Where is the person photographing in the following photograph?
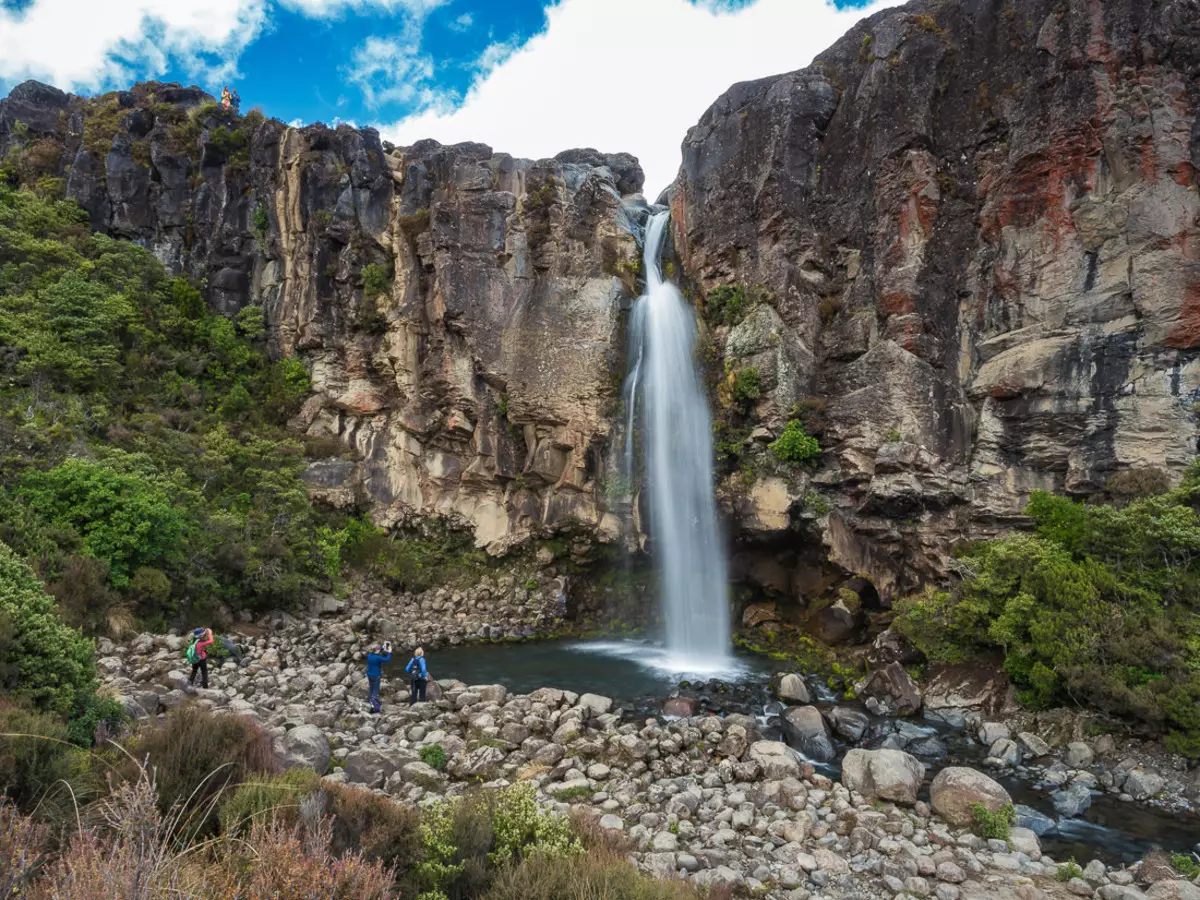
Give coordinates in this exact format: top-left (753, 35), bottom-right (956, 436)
top-left (405, 647), bottom-right (429, 705)
top-left (365, 641), bottom-right (391, 714)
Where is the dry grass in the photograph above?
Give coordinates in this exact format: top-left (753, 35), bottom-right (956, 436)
top-left (484, 846), bottom-right (719, 900)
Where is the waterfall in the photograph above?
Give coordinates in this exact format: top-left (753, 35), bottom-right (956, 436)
top-left (624, 210), bottom-right (732, 671)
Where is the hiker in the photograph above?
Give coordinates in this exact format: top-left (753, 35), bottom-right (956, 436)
top-left (186, 627), bottom-right (214, 689)
top-left (221, 85), bottom-right (232, 109)
top-left (365, 641), bottom-right (392, 714)
top-left (405, 647), bottom-right (428, 705)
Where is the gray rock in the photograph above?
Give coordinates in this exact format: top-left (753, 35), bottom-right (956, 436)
top-left (778, 673), bottom-right (810, 704)
top-left (828, 706), bottom-right (870, 742)
top-left (1065, 741), bottom-right (1095, 768)
top-left (988, 738), bottom-right (1022, 767)
top-left (1052, 781), bottom-right (1093, 818)
top-left (1014, 804), bottom-right (1057, 836)
top-left (1017, 732), bottom-right (1052, 757)
top-left (1146, 882), bottom-right (1200, 900)
top-left (1124, 768), bottom-right (1165, 800)
top-left (281, 724), bottom-right (331, 775)
top-left (781, 706), bottom-right (835, 762)
top-left (748, 741), bottom-right (801, 779)
top-left (840, 748), bottom-right (924, 805)
top-left (929, 767), bottom-right (1012, 827)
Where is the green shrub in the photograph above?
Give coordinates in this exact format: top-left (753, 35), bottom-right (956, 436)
top-left (0, 700), bottom-right (92, 812)
top-left (1172, 852), bottom-right (1200, 880)
top-left (361, 263), bottom-right (391, 298)
top-left (252, 204), bottom-right (269, 240)
top-left (770, 420), bottom-right (821, 464)
top-left (421, 743), bottom-right (448, 771)
top-left (0, 542), bottom-right (96, 716)
top-left (731, 367), bottom-right (760, 405)
top-left (970, 802), bottom-right (1015, 841)
top-left (1056, 859), bottom-right (1084, 882)
top-left (219, 767), bottom-right (320, 835)
top-left (20, 458), bottom-right (184, 588)
top-left (704, 284), bottom-right (750, 325)
top-left (65, 693), bottom-right (124, 748)
top-left (124, 706), bottom-right (279, 836)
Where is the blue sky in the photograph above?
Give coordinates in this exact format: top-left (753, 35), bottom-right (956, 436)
top-left (0, 0), bottom-right (894, 194)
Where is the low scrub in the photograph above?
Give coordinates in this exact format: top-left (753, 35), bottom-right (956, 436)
top-left (894, 471), bottom-right (1200, 754)
top-left (485, 846), bottom-right (715, 900)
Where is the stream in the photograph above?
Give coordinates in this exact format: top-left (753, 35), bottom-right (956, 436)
top-left (387, 638), bottom-right (1200, 867)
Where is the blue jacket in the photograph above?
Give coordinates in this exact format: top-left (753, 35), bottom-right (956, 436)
top-left (405, 656), bottom-right (427, 679)
top-left (365, 650), bottom-right (390, 678)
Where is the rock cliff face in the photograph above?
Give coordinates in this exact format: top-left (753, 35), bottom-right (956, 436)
top-left (0, 81), bottom-right (646, 554)
top-left (675, 0), bottom-right (1200, 601)
top-left (3, 0), bottom-right (1199, 618)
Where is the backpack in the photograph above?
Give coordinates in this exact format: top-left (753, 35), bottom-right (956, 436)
top-left (186, 639), bottom-right (200, 664)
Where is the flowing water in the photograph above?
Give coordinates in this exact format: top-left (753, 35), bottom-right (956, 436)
top-left (621, 210), bottom-right (731, 674)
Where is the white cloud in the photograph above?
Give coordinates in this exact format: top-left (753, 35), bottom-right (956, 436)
top-left (449, 12), bottom-right (474, 32)
top-left (381, 0), bottom-right (904, 197)
top-left (346, 31), bottom-right (437, 108)
top-left (0, 0), bottom-right (267, 90)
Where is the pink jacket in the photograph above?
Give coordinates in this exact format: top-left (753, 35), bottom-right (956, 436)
top-left (194, 635), bottom-right (214, 660)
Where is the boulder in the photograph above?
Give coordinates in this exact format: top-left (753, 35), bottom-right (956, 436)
top-left (1014, 804), bottom-right (1057, 836)
top-left (840, 748), bottom-right (924, 805)
top-left (1147, 883), bottom-right (1200, 900)
top-left (281, 724), bottom-right (331, 775)
top-left (1017, 732), bottom-right (1052, 758)
top-left (805, 598), bottom-right (861, 645)
top-left (1065, 741), bottom-right (1094, 768)
top-left (923, 659), bottom-right (1014, 716)
top-left (450, 745), bottom-right (506, 779)
top-left (576, 693), bottom-right (613, 716)
top-left (343, 747), bottom-right (403, 788)
top-left (1124, 768), bottom-right (1166, 800)
top-left (929, 767), bottom-right (1012, 827)
top-left (857, 662), bottom-right (922, 716)
top-left (828, 706), bottom-right (869, 742)
top-left (777, 673), bottom-right (810, 704)
top-left (748, 741), bottom-right (801, 780)
top-left (780, 706), bottom-right (835, 762)
top-left (663, 697), bottom-right (696, 717)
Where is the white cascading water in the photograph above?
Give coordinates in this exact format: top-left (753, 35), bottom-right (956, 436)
top-left (626, 210), bottom-right (732, 672)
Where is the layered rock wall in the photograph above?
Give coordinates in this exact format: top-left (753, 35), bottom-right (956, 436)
top-left (675, 0), bottom-right (1200, 598)
top-left (0, 82), bottom-right (646, 552)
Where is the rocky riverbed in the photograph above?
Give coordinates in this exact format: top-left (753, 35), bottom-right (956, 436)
top-left (95, 596), bottom-right (1200, 900)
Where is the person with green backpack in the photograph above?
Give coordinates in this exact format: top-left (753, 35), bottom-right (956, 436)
top-left (186, 627), bottom-right (214, 689)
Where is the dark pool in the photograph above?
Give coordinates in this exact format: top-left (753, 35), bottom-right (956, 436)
top-left (384, 638), bottom-right (773, 706)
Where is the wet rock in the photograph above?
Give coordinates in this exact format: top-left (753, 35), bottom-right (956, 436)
top-left (841, 748), bottom-right (924, 805)
top-left (777, 673), bottom-right (810, 704)
top-left (781, 706), bottom-right (836, 762)
top-left (1014, 804), bottom-right (1057, 836)
top-left (662, 697), bottom-right (696, 717)
top-left (806, 597), bottom-right (862, 645)
top-left (929, 767), bottom-right (1012, 827)
top-left (828, 706), bottom-right (869, 742)
top-left (1052, 782), bottom-right (1093, 818)
top-left (857, 662), bottom-right (922, 716)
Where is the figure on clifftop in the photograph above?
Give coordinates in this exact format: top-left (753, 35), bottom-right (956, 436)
top-left (220, 86), bottom-right (241, 110)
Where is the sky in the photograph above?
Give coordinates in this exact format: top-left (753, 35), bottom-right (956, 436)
top-left (0, 0), bottom-right (902, 195)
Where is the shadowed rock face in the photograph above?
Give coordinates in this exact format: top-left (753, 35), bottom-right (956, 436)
top-left (675, 0), bottom-right (1200, 597)
top-left (0, 80), bottom-right (647, 552)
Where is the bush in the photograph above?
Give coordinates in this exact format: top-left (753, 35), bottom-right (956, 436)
top-left (704, 284), bottom-right (750, 326)
top-left (123, 706), bottom-right (279, 836)
top-left (0, 701), bottom-right (89, 812)
top-left (1172, 852), bottom-right (1200, 879)
top-left (20, 458), bottom-right (184, 588)
top-left (731, 367), bottom-right (760, 405)
top-left (970, 802), bottom-right (1015, 841)
top-left (1056, 859), bottom-right (1084, 882)
top-left (218, 767), bottom-right (320, 836)
top-left (0, 799), bottom-right (49, 896)
top-left (421, 743), bottom-right (448, 771)
top-left (770, 420), bottom-right (821, 465)
top-left (895, 478), bottom-right (1200, 750)
top-left (361, 263), bottom-right (390, 298)
top-left (324, 780), bottom-right (423, 871)
top-left (0, 541), bottom-right (96, 716)
top-left (484, 846), bottom-right (710, 900)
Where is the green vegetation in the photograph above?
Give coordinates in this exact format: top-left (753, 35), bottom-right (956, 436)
top-left (361, 262), bottom-right (391, 298)
top-left (0, 541), bottom-right (96, 717)
top-left (252, 204), bottom-right (269, 240)
top-left (894, 472), bottom-right (1200, 754)
top-left (1172, 852), bottom-right (1200, 880)
top-left (970, 802), bottom-right (1015, 841)
top-left (1056, 859), bottom-right (1084, 882)
top-left (704, 284), bottom-right (751, 326)
top-left (731, 367), bottom-right (761, 405)
top-left (421, 743), bottom-right (448, 771)
top-left (0, 184), bottom-right (339, 629)
top-left (770, 420), bottom-right (822, 465)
